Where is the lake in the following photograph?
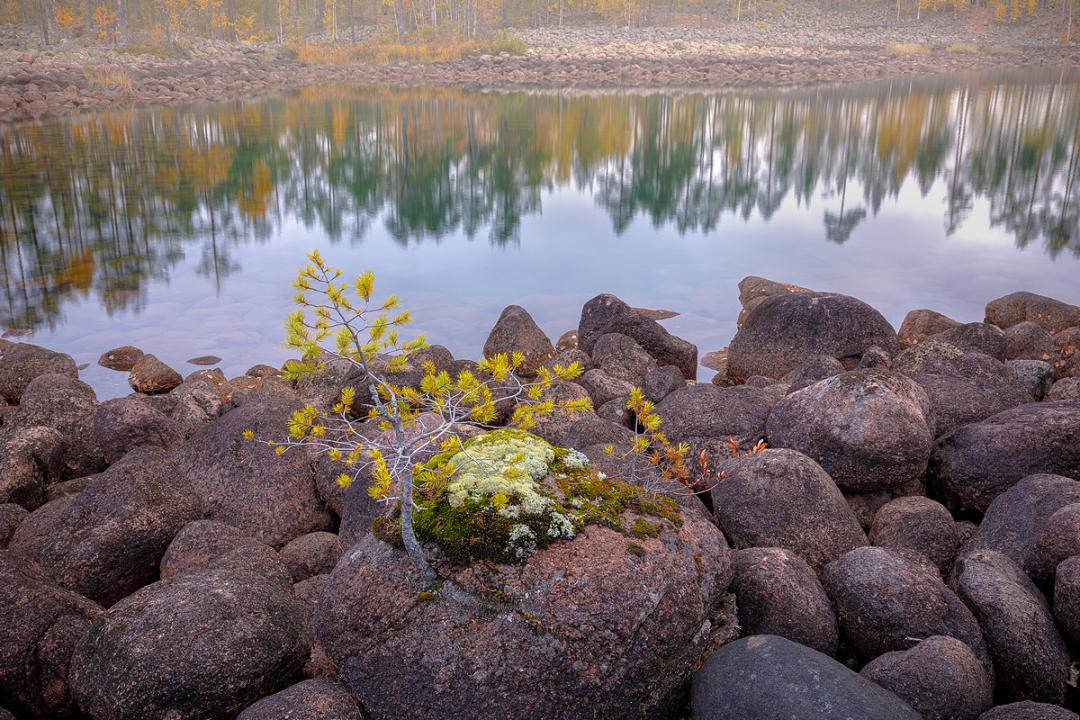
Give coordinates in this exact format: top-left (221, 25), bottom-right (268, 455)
top-left (1, 72), bottom-right (1078, 399)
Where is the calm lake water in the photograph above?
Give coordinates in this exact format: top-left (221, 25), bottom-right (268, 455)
top-left (1, 73), bottom-right (1078, 399)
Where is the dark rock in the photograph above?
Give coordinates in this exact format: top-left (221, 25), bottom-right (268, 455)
top-left (578, 293), bottom-right (697, 379)
top-left (691, 634), bottom-right (921, 720)
top-left (482, 305), bottom-right (554, 377)
top-left (46, 477), bottom-right (90, 502)
top-left (1053, 555), bottom-right (1080, 644)
top-left (246, 364), bottom-right (282, 378)
top-left (930, 403), bottom-right (1080, 512)
top-left (1047, 376), bottom-right (1080, 401)
top-left (236, 678), bottom-right (363, 720)
top-left (97, 345), bottom-right (143, 372)
top-left (898, 309), bottom-right (960, 349)
top-left (576, 368), bottom-right (633, 407)
top-left (160, 519), bottom-right (285, 585)
top-left (128, 354), bottom-right (183, 394)
top-left (738, 276), bottom-right (810, 307)
top-left (950, 550), bottom-right (1069, 704)
top-left (930, 322), bottom-right (1007, 362)
top-left (870, 496), bottom-right (958, 574)
top-left (857, 345), bottom-right (892, 370)
top-left (317, 503), bottom-right (732, 720)
top-left (596, 397), bottom-right (633, 426)
top-left (555, 330), bottom-right (578, 351)
top-left (7, 448), bottom-right (202, 606)
top-left (654, 384), bottom-right (772, 442)
top-left (0, 343), bottom-right (78, 404)
top-left (822, 547), bottom-right (991, 674)
top-left (526, 382), bottom-right (595, 446)
top-left (590, 332), bottom-right (657, 382)
top-left (860, 636), bottom-right (993, 720)
top-left (543, 348), bottom-right (592, 374)
top-left (731, 547), bottom-right (838, 655)
top-left (70, 564), bottom-right (311, 720)
top-left (0, 426), bottom-right (64, 510)
top-left (93, 397), bottom-right (180, 463)
top-left (641, 365), bottom-right (684, 403)
top-left (7, 374), bottom-right (104, 478)
top-left (560, 413), bottom-right (635, 451)
top-left (174, 392), bottom-right (334, 548)
top-left (0, 554), bottom-right (102, 719)
top-left (893, 341), bottom-right (1030, 437)
top-left (978, 702), bottom-right (1079, 720)
top-left (294, 573), bottom-right (329, 606)
top-left (766, 370), bottom-right (933, 492)
top-left (187, 355), bottom-right (222, 366)
top-left (280, 531), bottom-right (344, 583)
top-left (780, 355), bottom-right (845, 393)
top-left (168, 378), bottom-right (228, 431)
top-left (1024, 503), bottom-right (1080, 587)
top-left (0, 503), bottom-right (27, 548)
top-left (727, 292), bottom-right (899, 382)
top-left (1007, 359), bottom-right (1054, 400)
top-left (1004, 321), bottom-right (1058, 361)
top-left (700, 348), bottom-right (728, 371)
top-left (985, 291), bottom-right (1080, 333)
top-left (711, 449), bottom-right (867, 572)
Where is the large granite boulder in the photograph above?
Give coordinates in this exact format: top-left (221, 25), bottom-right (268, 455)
top-left (898, 309), bottom-right (960, 349)
top-left (236, 678), bottom-right (363, 720)
top-left (869, 496), bottom-right (958, 575)
top-left (930, 323), bottom-right (1007, 362)
top-left (978, 703), bottom-right (1079, 720)
top-left (653, 384), bottom-right (772, 441)
top-left (7, 373), bottom-right (105, 478)
top-left (93, 397), bottom-right (180, 464)
top-left (985, 291), bottom-right (1080, 333)
top-left (578, 293), bottom-right (697, 379)
top-left (0, 426), bottom-right (64, 510)
top-left (482, 305), bottom-right (554, 377)
top-left (0, 343), bottom-right (78, 404)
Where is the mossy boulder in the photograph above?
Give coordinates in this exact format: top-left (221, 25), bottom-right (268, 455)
top-left (316, 429), bottom-right (735, 720)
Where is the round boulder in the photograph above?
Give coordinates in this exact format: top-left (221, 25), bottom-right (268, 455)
top-left (576, 368), bottom-right (633, 407)
top-left (1053, 554), bottom-right (1080, 645)
top-left (978, 703), bottom-right (1079, 720)
top-left (1024, 503), bottom-right (1080, 588)
top-left (0, 343), bottom-right (78, 404)
top-left (8, 373), bottom-right (104, 479)
top-left (654, 384), bottom-right (772, 442)
top-left (0, 426), bottom-right (65, 510)
top-left (898, 309), bottom-right (960, 349)
top-left (482, 305), bottom-right (554, 377)
top-left (985, 291), bottom-right (1080, 333)
top-left (1047, 377), bottom-right (1080, 401)
top-left (780, 355), bottom-right (845, 394)
top-left (578, 293), bottom-right (697, 380)
top-left (930, 322), bottom-right (1007, 362)
top-left (590, 332), bottom-right (657, 383)
top-left (93, 397), bottom-right (180, 464)
top-left (128, 354), bottom-right (182, 394)
top-left (236, 678), bottom-right (363, 720)
top-left (765, 370), bottom-right (933, 493)
top-left (160, 519), bottom-right (285, 583)
top-left (641, 364), bottom-right (684, 403)
top-left (97, 346), bottom-right (144, 372)
top-left (0, 503), bottom-right (27, 548)
top-left (1007, 359), bottom-right (1054, 400)
top-left (280, 531), bottom-right (344, 583)
top-left (869, 496), bottom-right (958, 575)
top-left (1004, 322), bottom-right (1058, 361)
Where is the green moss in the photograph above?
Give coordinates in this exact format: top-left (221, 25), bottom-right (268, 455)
top-left (629, 518), bottom-right (659, 538)
top-left (371, 514), bottom-right (404, 548)
top-left (627, 542), bottom-right (647, 558)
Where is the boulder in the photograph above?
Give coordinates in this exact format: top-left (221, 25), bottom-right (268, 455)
top-left (730, 547), bottom-right (838, 655)
top-left (575, 368), bottom-right (633, 408)
top-left (869, 496), bottom-right (958, 575)
top-left (482, 305), bottom-right (554, 377)
top-left (1004, 322), bottom-right (1058, 361)
top-left (1007, 360), bottom-right (1054, 400)
top-left (0, 554), bottom-right (102, 719)
top-left (893, 341), bottom-right (1030, 437)
top-left (280, 531), bottom-right (344, 583)
top-left (0, 343), bottom-right (78, 404)
top-left (0, 426), bottom-right (64, 510)
top-left (70, 564), bottom-right (311, 720)
top-left (711, 449), bottom-right (867, 572)
top-left (765, 370), bottom-right (933, 493)
top-left (978, 703), bottom-right (1079, 720)
top-left (727, 292), bottom-right (899, 383)
top-left (859, 636), bottom-right (993, 720)
top-left (97, 346), bottom-right (143, 372)
top-left (930, 323), bottom-right (1007, 362)
top-left (173, 391), bottom-right (334, 548)
top-left (520, 381), bottom-right (593, 447)
top-left (1053, 555), bottom-right (1080, 644)
top-left (555, 330), bottom-right (578, 351)
top-left (578, 293), bottom-right (697, 379)
top-left (590, 332), bottom-right (656, 382)
top-left (7, 374), bottom-right (104, 478)
top-left (898, 309), bottom-right (960, 349)
top-left (1024, 503), bottom-right (1080, 588)
top-left (654, 384), bottom-right (772, 442)
top-left (857, 345), bottom-right (893, 370)
top-left (930, 403), bottom-right (1080, 512)
top-left (128, 354), bottom-right (182, 394)
top-left (236, 678), bottom-right (363, 720)
top-left (780, 355), bottom-right (845, 393)
top-left (641, 365), bottom-right (685, 403)
top-left (822, 547), bottom-right (990, 674)
top-left (1047, 376), bottom-right (1080, 401)
top-left (7, 448), bottom-right (202, 607)
top-left (168, 379), bottom-right (228, 432)
top-left (596, 397), bottom-right (634, 426)
top-left (93, 397), bottom-right (180, 464)
top-left (160, 519), bottom-right (285, 584)
top-left (950, 550), bottom-right (1070, 704)
top-left (737, 276), bottom-right (810, 307)
top-left (0, 503), bottom-right (27, 548)
top-left (985, 291), bottom-right (1080, 333)
top-left (316, 500), bottom-right (733, 720)
top-left (691, 634), bottom-right (921, 720)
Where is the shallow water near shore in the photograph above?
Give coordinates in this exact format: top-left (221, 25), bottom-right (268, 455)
top-left (1, 71), bottom-right (1078, 399)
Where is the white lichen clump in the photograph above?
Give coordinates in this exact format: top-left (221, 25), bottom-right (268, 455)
top-left (444, 431), bottom-right (556, 509)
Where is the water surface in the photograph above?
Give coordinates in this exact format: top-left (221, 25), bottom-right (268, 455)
top-left (1, 73), bottom-right (1078, 398)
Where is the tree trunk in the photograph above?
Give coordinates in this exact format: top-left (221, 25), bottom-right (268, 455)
top-left (38, 0), bottom-right (53, 44)
top-left (348, 0), bottom-right (354, 41)
top-left (393, 0), bottom-right (405, 41)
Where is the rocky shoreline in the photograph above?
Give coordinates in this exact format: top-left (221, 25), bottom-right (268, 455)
top-left (0, 278), bottom-right (1079, 719)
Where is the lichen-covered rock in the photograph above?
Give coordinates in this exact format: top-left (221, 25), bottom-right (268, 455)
top-left (280, 532), bottom-right (344, 583)
top-left (70, 564), bottom-right (311, 720)
top-left (691, 635), bottom-right (921, 720)
top-left (7, 448), bottom-right (203, 607)
top-left (950, 550), bottom-right (1070, 704)
top-left (0, 554), bottom-right (102, 719)
top-left (1004, 321), bottom-right (1058, 361)
top-left (978, 702), bottom-right (1080, 720)
top-left (0, 503), bottom-right (27, 548)
top-left (578, 293), bottom-right (697, 380)
top-left (898, 309), bottom-right (960, 349)
top-left (482, 305), bottom-right (554, 377)
top-left (985, 291), bottom-right (1080, 333)
top-left (128, 353), bottom-right (183, 394)
top-left (930, 322), bottom-right (1007, 362)
top-left (236, 679), bottom-right (363, 720)
top-left (93, 397), bottom-right (180, 464)
top-left (97, 346), bottom-right (144, 372)
top-left (727, 292), bottom-right (899, 383)
top-left (930, 403), bottom-right (1080, 512)
top-left (859, 636), bottom-right (993, 720)
top-left (316, 431), bottom-right (732, 720)
top-left (780, 355), bottom-right (846, 393)
top-left (590, 332), bottom-right (657, 382)
top-left (731, 547), bottom-right (838, 655)
top-left (641, 365), bottom-right (684, 403)
top-left (822, 547), bottom-right (991, 675)
top-left (654, 384), bottom-right (772, 442)
top-left (0, 426), bottom-right (64, 510)
top-left (869, 496), bottom-right (958, 575)
top-left (0, 343), bottom-right (78, 404)
top-left (765, 370), bottom-right (933, 493)
top-left (7, 373), bottom-right (104, 479)
top-left (1053, 555), bottom-right (1080, 644)
top-left (174, 391), bottom-right (334, 548)
top-left (1007, 359), bottom-right (1054, 400)
top-left (893, 340), bottom-right (1030, 437)
top-left (711, 449), bottom-right (866, 572)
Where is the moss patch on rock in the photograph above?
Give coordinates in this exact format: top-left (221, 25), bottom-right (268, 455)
top-left (406, 429), bottom-right (683, 565)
